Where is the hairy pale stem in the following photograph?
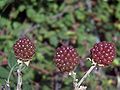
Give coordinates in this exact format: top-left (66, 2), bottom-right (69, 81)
top-left (69, 71), bottom-right (78, 90)
top-left (70, 71), bottom-right (87, 90)
top-left (78, 64), bottom-right (96, 87)
top-left (70, 63), bottom-right (96, 90)
top-left (16, 64), bottom-right (23, 90)
top-left (6, 63), bottom-right (18, 89)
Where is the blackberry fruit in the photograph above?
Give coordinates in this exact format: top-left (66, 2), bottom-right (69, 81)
top-left (13, 36), bottom-right (35, 62)
top-left (90, 41), bottom-right (116, 66)
top-left (54, 44), bottom-right (79, 72)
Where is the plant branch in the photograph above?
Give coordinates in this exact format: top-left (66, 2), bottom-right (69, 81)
top-left (70, 71), bottom-right (87, 90)
top-left (51, 2), bottom-right (82, 19)
top-left (77, 63), bottom-right (96, 87)
top-left (29, 64), bottom-right (50, 75)
top-left (20, 24), bottom-right (40, 37)
top-left (69, 71), bottom-right (78, 90)
top-left (6, 63), bottom-right (18, 88)
top-left (16, 63), bottom-right (23, 90)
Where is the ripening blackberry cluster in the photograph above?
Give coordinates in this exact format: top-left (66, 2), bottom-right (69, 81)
top-left (54, 45), bottom-right (79, 72)
top-left (90, 41), bottom-right (116, 66)
top-left (13, 35), bottom-right (116, 72)
top-left (13, 36), bottom-right (35, 62)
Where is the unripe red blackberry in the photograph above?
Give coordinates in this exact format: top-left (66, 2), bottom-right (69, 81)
top-left (13, 36), bottom-right (35, 62)
top-left (54, 44), bottom-right (79, 72)
top-left (90, 41), bottom-right (116, 66)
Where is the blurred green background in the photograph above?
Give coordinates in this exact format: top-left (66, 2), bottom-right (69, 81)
top-left (0, 0), bottom-right (120, 90)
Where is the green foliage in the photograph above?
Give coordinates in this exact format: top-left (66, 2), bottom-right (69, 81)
top-left (0, 0), bottom-right (120, 90)
top-left (8, 50), bottom-right (17, 68)
top-left (0, 67), bottom-right (9, 79)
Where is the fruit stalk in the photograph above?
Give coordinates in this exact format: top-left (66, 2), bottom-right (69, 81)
top-left (69, 71), bottom-right (78, 90)
top-left (77, 63), bottom-right (96, 87)
top-left (6, 63), bottom-right (18, 89)
top-left (70, 71), bottom-right (87, 90)
top-left (16, 63), bottom-right (23, 90)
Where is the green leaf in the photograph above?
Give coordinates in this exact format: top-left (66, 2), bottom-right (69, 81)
top-left (0, 67), bottom-right (9, 79)
top-left (116, 2), bottom-right (120, 20)
top-left (75, 10), bottom-right (85, 21)
top-left (57, 30), bottom-right (69, 39)
top-left (42, 85), bottom-right (51, 90)
top-left (49, 35), bottom-right (58, 47)
top-left (44, 31), bottom-right (55, 38)
top-left (8, 50), bottom-right (17, 68)
top-left (0, 0), bottom-right (7, 9)
top-left (23, 82), bottom-right (33, 90)
top-left (9, 10), bottom-right (19, 19)
top-left (23, 68), bottom-right (34, 81)
top-left (0, 17), bottom-right (12, 30)
top-left (36, 53), bottom-right (45, 61)
top-left (26, 8), bottom-right (46, 23)
top-left (113, 58), bottom-right (120, 65)
top-left (0, 78), bottom-right (5, 86)
top-left (64, 77), bottom-right (72, 85)
top-left (26, 8), bottom-right (36, 18)
top-left (12, 21), bottom-right (21, 29)
top-left (63, 13), bottom-right (75, 27)
top-left (19, 5), bottom-right (26, 12)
